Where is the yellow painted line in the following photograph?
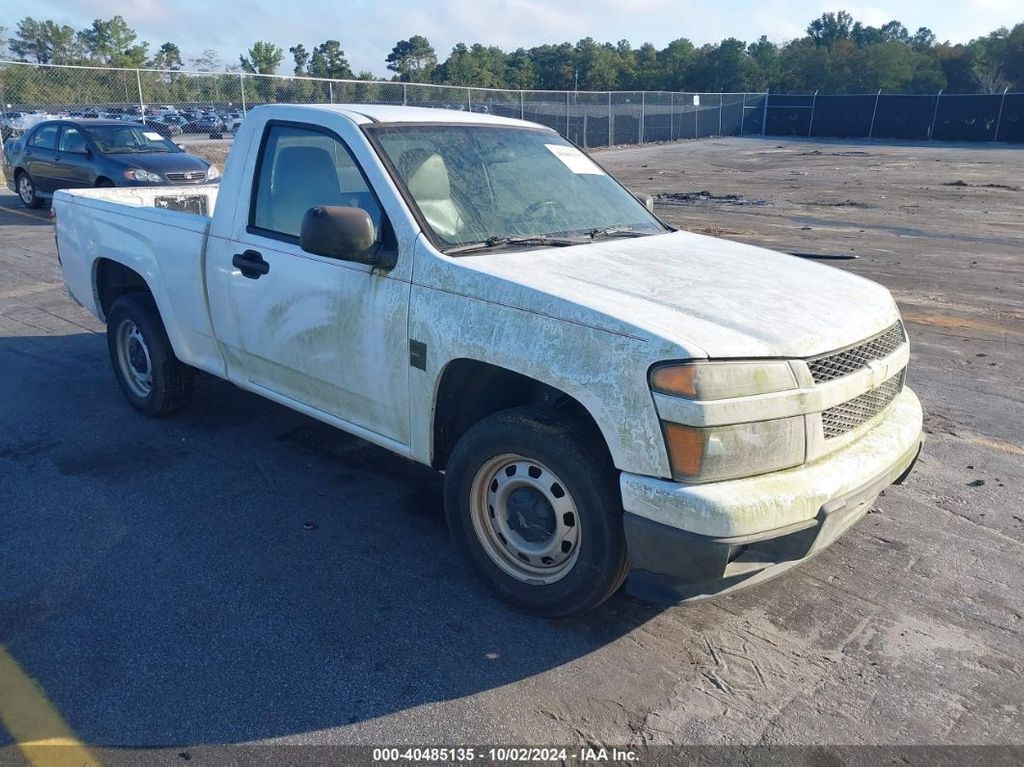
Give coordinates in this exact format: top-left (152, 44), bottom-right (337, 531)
top-left (0, 205), bottom-right (51, 223)
top-left (966, 434), bottom-right (1024, 458)
top-left (0, 645), bottom-right (100, 767)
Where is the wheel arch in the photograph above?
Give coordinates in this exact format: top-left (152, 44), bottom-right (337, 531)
top-left (93, 258), bottom-right (153, 323)
top-left (430, 358), bottom-right (614, 472)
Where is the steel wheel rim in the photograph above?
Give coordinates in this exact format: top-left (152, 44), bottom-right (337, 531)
top-left (115, 319), bottom-right (153, 398)
top-left (469, 453), bottom-right (581, 584)
top-left (18, 176), bottom-right (33, 204)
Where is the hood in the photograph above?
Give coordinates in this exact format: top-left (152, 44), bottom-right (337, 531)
top-left (445, 230), bottom-right (900, 359)
top-left (102, 151), bottom-right (210, 174)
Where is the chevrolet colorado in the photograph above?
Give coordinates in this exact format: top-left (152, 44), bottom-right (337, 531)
top-left (53, 104), bottom-right (923, 616)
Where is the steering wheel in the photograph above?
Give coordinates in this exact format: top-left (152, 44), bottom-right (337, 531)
top-left (513, 200), bottom-right (566, 228)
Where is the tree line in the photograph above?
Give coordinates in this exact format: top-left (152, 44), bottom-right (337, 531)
top-left (2, 11), bottom-right (1023, 94)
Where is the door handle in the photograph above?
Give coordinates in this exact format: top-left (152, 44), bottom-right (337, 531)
top-left (232, 249), bottom-right (270, 279)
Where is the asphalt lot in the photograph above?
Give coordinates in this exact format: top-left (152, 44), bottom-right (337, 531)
top-left (0, 137), bottom-right (1022, 754)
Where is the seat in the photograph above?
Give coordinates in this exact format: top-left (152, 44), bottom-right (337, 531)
top-left (268, 146), bottom-right (343, 236)
top-left (399, 149), bottom-right (464, 239)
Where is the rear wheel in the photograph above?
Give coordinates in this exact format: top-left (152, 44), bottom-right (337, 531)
top-left (16, 172), bottom-right (42, 209)
top-left (444, 407), bottom-right (628, 617)
top-left (106, 293), bottom-right (193, 416)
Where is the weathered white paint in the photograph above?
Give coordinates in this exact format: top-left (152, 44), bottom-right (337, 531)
top-left (54, 103), bottom-right (923, 544)
top-left (621, 388), bottom-right (923, 537)
top-left (652, 345), bottom-right (910, 428)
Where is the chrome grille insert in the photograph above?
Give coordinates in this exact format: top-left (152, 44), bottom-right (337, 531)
top-left (165, 171), bottom-right (206, 182)
top-left (807, 322), bottom-right (906, 384)
top-left (821, 372), bottom-right (905, 439)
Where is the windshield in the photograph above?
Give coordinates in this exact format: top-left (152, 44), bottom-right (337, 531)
top-left (368, 125), bottom-right (665, 250)
top-left (84, 125), bottom-right (181, 154)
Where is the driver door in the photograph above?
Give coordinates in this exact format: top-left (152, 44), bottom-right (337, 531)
top-left (205, 121), bottom-right (412, 447)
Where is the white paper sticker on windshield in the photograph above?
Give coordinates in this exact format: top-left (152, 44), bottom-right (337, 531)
top-left (545, 144), bottom-right (606, 175)
top-left (143, 131), bottom-right (163, 141)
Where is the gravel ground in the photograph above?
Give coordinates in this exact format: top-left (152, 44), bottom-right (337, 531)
top-left (0, 136), bottom-right (1021, 754)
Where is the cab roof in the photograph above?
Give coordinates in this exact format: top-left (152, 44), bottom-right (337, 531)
top-left (253, 103), bottom-right (546, 130)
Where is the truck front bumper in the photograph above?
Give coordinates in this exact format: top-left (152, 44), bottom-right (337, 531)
top-left (620, 387), bottom-right (923, 603)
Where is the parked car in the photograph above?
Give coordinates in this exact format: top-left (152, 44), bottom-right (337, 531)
top-left (184, 115), bottom-right (226, 135)
top-left (144, 119), bottom-right (183, 139)
top-left (226, 114), bottom-right (246, 134)
top-left (3, 119), bottom-right (219, 208)
top-left (52, 104), bottom-right (923, 616)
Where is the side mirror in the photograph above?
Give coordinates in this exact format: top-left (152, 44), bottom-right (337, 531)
top-left (300, 206), bottom-right (378, 265)
top-left (636, 193), bottom-right (655, 213)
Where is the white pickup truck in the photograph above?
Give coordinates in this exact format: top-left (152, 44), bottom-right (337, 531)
top-left (54, 104), bottom-right (923, 616)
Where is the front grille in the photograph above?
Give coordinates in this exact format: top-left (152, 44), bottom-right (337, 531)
top-left (807, 322), bottom-right (906, 384)
top-left (821, 372), bottom-right (905, 439)
top-left (165, 171), bottom-right (206, 182)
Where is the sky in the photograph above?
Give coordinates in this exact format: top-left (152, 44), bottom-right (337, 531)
top-left (4, 0), bottom-right (1021, 76)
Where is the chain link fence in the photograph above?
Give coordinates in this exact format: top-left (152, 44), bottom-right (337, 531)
top-left (2, 61), bottom-right (1020, 145)
top-left (0, 60), bottom-right (767, 147)
top-left (762, 89), bottom-right (1024, 142)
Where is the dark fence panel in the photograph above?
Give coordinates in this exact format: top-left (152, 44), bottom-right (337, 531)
top-left (997, 93), bottom-right (1024, 143)
top-left (763, 92), bottom-right (1024, 143)
top-left (933, 94), bottom-right (1003, 141)
top-left (696, 94), bottom-right (723, 137)
top-left (720, 94), bottom-right (746, 136)
top-left (811, 94), bottom-right (875, 137)
top-left (742, 93), bottom-right (768, 135)
top-left (764, 94), bottom-right (814, 136)
top-left (670, 95), bottom-right (698, 140)
top-left (641, 93), bottom-right (672, 143)
top-left (872, 94), bottom-right (938, 140)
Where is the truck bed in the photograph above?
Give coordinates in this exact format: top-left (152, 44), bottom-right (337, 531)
top-left (57, 184), bottom-right (221, 218)
top-left (54, 184), bottom-right (225, 377)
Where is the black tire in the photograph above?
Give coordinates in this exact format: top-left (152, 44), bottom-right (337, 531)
top-left (106, 293), bottom-right (193, 417)
top-left (16, 171), bottom-right (43, 209)
top-left (444, 406), bottom-right (628, 617)
top-left (95, 178), bottom-right (115, 188)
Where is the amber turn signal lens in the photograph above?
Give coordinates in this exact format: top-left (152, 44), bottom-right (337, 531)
top-left (651, 364), bottom-right (698, 397)
top-left (663, 422), bottom-right (706, 479)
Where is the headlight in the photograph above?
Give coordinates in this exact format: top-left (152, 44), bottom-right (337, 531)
top-left (663, 418), bottom-right (805, 483)
top-left (206, 164), bottom-right (220, 181)
top-left (651, 361), bottom-right (797, 400)
top-left (652, 360), bottom-right (804, 483)
top-left (123, 168), bottom-right (163, 183)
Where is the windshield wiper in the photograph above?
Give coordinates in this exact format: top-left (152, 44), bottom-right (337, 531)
top-left (444, 235), bottom-right (581, 255)
top-left (587, 226), bottom-right (650, 240)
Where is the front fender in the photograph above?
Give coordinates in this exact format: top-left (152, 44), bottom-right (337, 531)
top-left (407, 279), bottom-right (672, 479)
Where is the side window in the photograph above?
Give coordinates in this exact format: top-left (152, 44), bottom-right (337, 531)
top-left (30, 125), bottom-right (59, 150)
top-left (58, 126), bottom-right (88, 154)
top-left (251, 124), bottom-right (382, 240)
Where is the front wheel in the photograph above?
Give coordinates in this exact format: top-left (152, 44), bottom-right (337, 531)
top-left (17, 172), bottom-right (43, 209)
top-left (444, 407), bottom-right (628, 617)
top-left (106, 293), bottom-right (194, 416)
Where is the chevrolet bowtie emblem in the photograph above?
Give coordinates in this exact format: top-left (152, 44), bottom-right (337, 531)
top-left (866, 359), bottom-right (888, 388)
